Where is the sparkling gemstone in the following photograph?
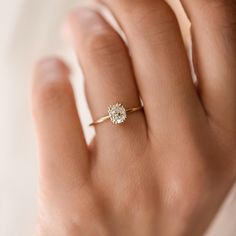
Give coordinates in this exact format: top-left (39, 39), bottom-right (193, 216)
top-left (108, 103), bottom-right (127, 124)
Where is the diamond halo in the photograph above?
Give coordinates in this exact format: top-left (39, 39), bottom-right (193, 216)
top-left (108, 103), bottom-right (127, 125)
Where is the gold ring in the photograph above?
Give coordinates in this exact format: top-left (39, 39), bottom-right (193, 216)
top-left (89, 103), bottom-right (143, 126)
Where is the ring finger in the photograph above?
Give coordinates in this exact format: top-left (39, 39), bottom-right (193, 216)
top-left (68, 8), bottom-right (146, 144)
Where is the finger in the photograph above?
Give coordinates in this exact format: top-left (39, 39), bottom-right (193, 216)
top-left (180, 0), bottom-right (236, 131)
top-left (68, 8), bottom-right (146, 142)
top-left (32, 58), bottom-right (89, 196)
top-left (99, 0), bottom-right (205, 134)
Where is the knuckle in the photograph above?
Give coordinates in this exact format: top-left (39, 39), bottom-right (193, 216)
top-left (196, 0), bottom-right (236, 50)
top-left (120, 2), bottom-right (178, 46)
top-left (161, 165), bottom-right (212, 218)
top-left (200, 0), bottom-right (236, 30)
top-left (84, 29), bottom-right (125, 65)
top-left (68, 197), bottom-right (110, 235)
top-left (162, 188), bottom-right (197, 220)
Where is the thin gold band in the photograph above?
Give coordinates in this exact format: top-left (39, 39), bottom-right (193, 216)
top-left (89, 106), bottom-right (143, 126)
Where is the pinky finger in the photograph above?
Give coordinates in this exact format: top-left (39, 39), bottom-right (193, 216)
top-left (32, 58), bottom-right (89, 197)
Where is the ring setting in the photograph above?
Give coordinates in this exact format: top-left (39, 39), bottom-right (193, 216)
top-left (89, 102), bottom-right (143, 126)
top-left (108, 103), bottom-right (127, 124)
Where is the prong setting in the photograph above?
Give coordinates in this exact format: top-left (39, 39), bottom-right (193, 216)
top-left (108, 103), bottom-right (127, 125)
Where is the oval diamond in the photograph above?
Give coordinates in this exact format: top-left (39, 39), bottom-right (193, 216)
top-left (108, 103), bottom-right (127, 124)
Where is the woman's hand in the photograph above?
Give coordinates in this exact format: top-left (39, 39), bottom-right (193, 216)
top-left (33, 1), bottom-right (236, 235)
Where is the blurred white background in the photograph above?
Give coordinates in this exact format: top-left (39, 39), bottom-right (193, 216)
top-left (0, 0), bottom-right (235, 235)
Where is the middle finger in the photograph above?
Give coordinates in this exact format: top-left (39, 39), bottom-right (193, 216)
top-left (100, 0), bottom-right (205, 135)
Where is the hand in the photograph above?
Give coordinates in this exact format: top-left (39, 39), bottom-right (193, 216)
top-left (33, 1), bottom-right (236, 235)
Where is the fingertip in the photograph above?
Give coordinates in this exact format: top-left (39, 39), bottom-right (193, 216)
top-left (67, 5), bottom-right (101, 22)
top-left (34, 57), bottom-right (70, 79)
top-left (67, 6), bottom-right (107, 35)
top-left (32, 57), bottom-right (73, 117)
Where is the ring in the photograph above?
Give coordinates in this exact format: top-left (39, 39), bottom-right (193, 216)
top-left (89, 103), bottom-right (143, 126)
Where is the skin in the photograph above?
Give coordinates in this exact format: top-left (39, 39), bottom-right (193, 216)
top-left (32, 1), bottom-right (236, 235)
